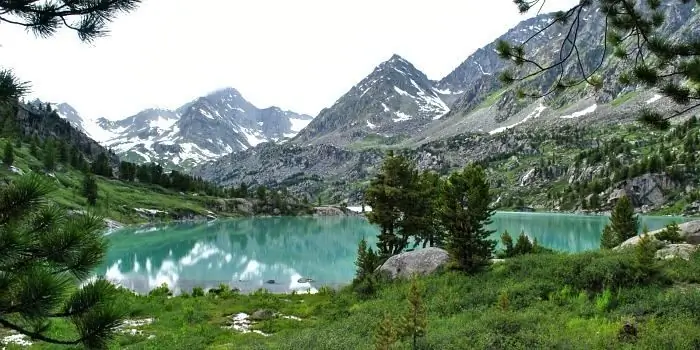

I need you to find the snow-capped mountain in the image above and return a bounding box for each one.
[50,88,313,170]
[292,54,450,146]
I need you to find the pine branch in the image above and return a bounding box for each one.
[0,317,81,345]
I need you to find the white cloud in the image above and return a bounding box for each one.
[1,0,578,120]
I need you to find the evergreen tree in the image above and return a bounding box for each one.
[400,276,427,350]
[513,231,534,256]
[0,1,142,106]
[600,224,619,249]
[374,313,398,350]
[500,230,514,257]
[29,136,38,157]
[3,142,13,167]
[439,163,496,273]
[610,196,639,242]
[42,138,56,172]
[83,173,98,206]
[365,151,423,257]
[92,153,112,177]
[0,174,126,348]
[354,238,379,282]
[501,0,700,128]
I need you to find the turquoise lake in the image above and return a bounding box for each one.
[97,212,691,294]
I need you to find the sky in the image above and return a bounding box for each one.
[1,0,579,120]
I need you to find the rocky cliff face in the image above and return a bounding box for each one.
[197,0,699,202]
[292,55,450,147]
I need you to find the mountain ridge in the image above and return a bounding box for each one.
[49,88,313,170]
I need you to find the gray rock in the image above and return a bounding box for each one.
[250,309,274,321]
[378,247,449,279]
[607,173,679,208]
[616,220,700,249]
[655,244,699,260]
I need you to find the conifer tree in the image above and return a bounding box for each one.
[365,151,425,257]
[401,276,427,350]
[513,231,534,256]
[29,137,38,157]
[500,230,514,257]
[374,313,398,350]
[42,138,56,172]
[501,0,700,128]
[0,0,142,105]
[610,195,639,242]
[3,141,13,167]
[83,173,98,206]
[0,174,126,348]
[600,224,619,249]
[439,163,496,273]
[354,238,379,282]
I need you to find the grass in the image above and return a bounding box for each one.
[476,87,509,110]
[12,247,700,349]
[611,90,641,107]
[0,138,237,224]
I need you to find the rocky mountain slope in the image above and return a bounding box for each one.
[50,88,312,170]
[196,0,699,205]
[293,55,450,147]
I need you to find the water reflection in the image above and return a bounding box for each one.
[97,213,691,294]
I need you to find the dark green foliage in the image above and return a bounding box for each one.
[374,312,398,350]
[0,174,127,348]
[439,163,497,273]
[83,173,98,206]
[503,0,700,126]
[513,231,534,256]
[656,222,684,243]
[354,238,380,282]
[42,138,56,171]
[610,196,639,242]
[91,152,112,177]
[3,141,13,166]
[29,137,38,157]
[365,151,428,257]
[600,225,619,249]
[501,230,514,257]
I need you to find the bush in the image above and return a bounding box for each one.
[656,222,684,243]
[149,283,173,297]
[191,286,205,297]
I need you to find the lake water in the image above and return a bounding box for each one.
[97,212,690,294]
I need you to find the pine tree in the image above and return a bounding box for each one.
[29,137,38,157]
[374,313,398,350]
[83,173,98,206]
[600,224,619,249]
[0,1,141,105]
[500,230,514,257]
[0,174,126,348]
[513,231,534,256]
[501,0,700,128]
[3,142,13,167]
[401,276,427,350]
[439,163,497,273]
[43,138,56,172]
[365,151,425,257]
[610,196,639,242]
[354,238,379,282]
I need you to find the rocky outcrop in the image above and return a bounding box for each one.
[655,244,699,260]
[378,247,449,279]
[607,173,679,208]
[312,206,356,217]
[615,220,700,249]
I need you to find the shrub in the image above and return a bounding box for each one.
[191,286,205,297]
[656,222,684,243]
[149,283,173,297]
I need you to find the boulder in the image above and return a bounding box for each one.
[655,244,699,260]
[615,220,700,249]
[312,206,349,216]
[250,309,274,321]
[378,247,449,279]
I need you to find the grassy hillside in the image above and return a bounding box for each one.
[0,138,234,224]
[9,247,700,349]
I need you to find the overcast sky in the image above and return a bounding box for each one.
[2,0,579,120]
